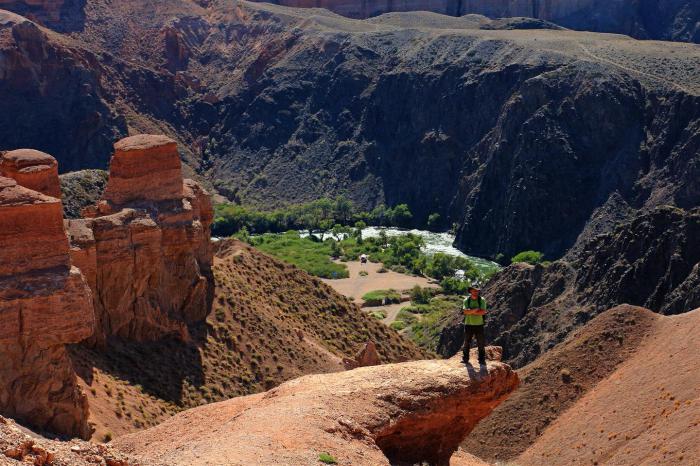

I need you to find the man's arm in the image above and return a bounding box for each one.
[472,299,487,315]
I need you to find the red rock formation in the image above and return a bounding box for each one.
[113,349,518,465]
[0,176,94,439]
[0,149,61,198]
[68,134,213,345]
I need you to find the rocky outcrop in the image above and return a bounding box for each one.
[440,206,700,368]
[342,340,380,369]
[67,134,213,345]
[0,176,94,438]
[0,149,61,198]
[113,349,518,465]
[254,0,700,42]
[0,415,147,466]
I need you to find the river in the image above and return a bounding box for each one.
[360,227,500,275]
[300,227,500,275]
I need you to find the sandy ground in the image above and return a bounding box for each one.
[322,261,439,325]
[322,261,437,303]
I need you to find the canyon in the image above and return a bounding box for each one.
[0,131,426,444]
[0,1,699,465]
[1,1,698,263]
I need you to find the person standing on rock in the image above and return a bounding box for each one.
[463,286,487,366]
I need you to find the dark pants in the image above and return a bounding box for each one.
[463,324,486,363]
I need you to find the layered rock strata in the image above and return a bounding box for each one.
[66,134,213,345]
[113,348,518,465]
[0,176,94,439]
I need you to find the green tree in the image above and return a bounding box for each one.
[389,204,413,228]
[333,195,353,225]
[424,253,454,280]
[371,204,388,226]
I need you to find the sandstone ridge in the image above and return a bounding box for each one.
[113,348,518,465]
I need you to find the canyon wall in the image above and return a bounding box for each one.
[0,0,86,31]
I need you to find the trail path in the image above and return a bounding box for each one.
[578,43,694,95]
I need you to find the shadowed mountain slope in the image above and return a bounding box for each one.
[1,1,699,260]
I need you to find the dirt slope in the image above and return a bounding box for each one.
[462,305,659,462]
[517,307,700,465]
[70,239,427,441]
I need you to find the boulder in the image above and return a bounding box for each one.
[0,149,61,198]
[113,349,518,465]
[0,176,94,439]
[343,340,380,369]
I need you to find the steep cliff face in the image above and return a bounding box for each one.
[255,0,700,42]
[0,175,94,439]
[67,134,213,345]
[0,11,126,171]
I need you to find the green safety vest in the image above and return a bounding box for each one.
[463,297,487,326]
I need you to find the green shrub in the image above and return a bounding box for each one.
[369,310,387,320]
[426,212,441,229]
[390,321,407,331]
[253,232,349,279]
[318,453,338,464]
[396,309,418,325]
[358,270,368,277]
[362,289,401,306]
[410,285,434,305]
[511,250,545,265]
